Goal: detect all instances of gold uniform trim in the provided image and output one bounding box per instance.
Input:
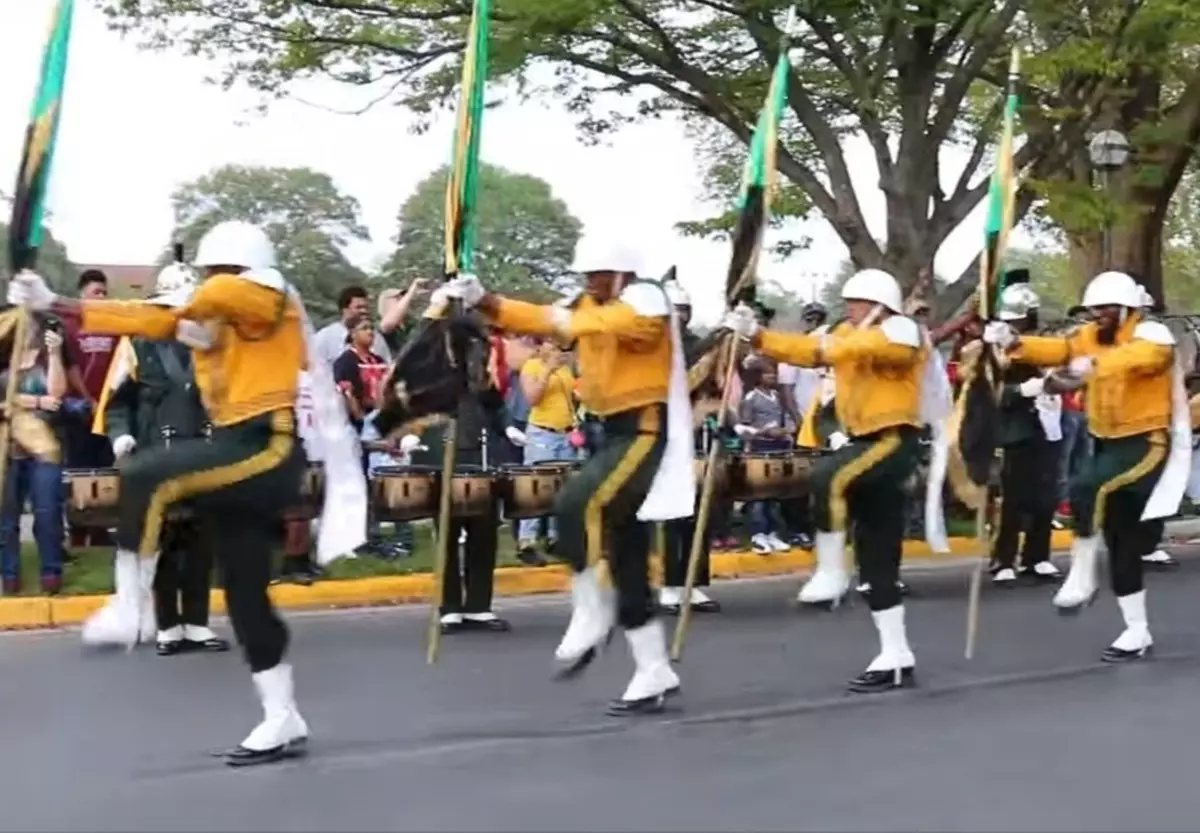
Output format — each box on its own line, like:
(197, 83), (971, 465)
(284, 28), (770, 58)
(137, 410), (295, 555)
(1093, 431), (1167, 532)
(584, 433), (658, 566)
(827, 430), (902, 532)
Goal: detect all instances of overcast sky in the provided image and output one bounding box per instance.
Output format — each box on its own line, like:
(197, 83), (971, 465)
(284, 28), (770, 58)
(0, 0), (1034, 323)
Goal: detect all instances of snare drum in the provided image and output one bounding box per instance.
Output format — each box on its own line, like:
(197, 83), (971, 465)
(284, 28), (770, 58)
(372, 465), (439, 522)
(498, 461), (577, 519)
(450, 465), (497, 518)
(692, 454), (729, 493)
(63, 468), (121, 528)
(732, 450), (818, 500)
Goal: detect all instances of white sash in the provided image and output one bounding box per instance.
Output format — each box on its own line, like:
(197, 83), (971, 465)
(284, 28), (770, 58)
(919, 338), (952, 554)
(1144, 358), (1191, 520)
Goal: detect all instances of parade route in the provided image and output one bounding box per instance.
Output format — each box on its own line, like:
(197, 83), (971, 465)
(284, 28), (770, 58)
(5, 548), (1200, 832)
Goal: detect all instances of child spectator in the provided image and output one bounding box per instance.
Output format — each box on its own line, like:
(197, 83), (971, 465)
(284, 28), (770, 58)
(735, 358), (794, 554)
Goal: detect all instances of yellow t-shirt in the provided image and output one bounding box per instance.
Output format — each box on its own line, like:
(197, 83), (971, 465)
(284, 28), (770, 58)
(522, 357), (576, 432)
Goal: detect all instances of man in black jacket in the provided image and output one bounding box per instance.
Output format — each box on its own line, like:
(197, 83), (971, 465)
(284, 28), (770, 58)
(990, 279), (1063, 585)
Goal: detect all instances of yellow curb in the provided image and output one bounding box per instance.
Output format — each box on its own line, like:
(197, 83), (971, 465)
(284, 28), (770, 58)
(1, 530), (1076, 632)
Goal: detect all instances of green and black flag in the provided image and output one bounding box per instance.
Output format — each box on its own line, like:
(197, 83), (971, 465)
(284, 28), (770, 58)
(947, 47), (1021, 509)
(9, 0), (74, 276)
(378, 0), (492, 437)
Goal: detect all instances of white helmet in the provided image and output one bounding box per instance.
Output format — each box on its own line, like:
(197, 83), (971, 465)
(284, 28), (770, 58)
(194, 221), (277, 270)
(841, 268), (903, 313)
(664, 280), (690, 306)
(1137, 284), (1155, 309)
(149, 262), (198, 307)
(571, 239), (641, 275)
(996, 283), (1041, 321)
(1081, 270), (1141, 309)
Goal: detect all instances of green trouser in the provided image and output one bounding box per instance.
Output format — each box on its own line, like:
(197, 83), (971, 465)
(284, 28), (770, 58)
(1071, 431), (1167, 597)
(116, 409), (305, 672)
(810, 426), (920, 612)
(554, 404), (666, 630)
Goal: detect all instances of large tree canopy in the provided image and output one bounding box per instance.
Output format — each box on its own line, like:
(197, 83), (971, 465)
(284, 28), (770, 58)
(0, 221), (74, 292)
(101, 0), (1200, 317)
(384, 163), (582, 299)
(167, 164), (371, 324)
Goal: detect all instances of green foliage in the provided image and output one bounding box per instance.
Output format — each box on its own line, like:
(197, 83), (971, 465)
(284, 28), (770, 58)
(0, 221), (75, 292)
(99, 0), (1200, 312)
(383, 163), (582, 300)
(166, 164), (371, 325)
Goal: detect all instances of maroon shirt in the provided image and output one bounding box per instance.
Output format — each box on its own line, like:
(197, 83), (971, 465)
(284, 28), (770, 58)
(64, 318), (116, 401)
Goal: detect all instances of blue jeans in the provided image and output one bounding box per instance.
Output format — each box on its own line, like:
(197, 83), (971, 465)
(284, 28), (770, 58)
(518, 425), (578, 543)
(0, 457), (64, 581)
(746, 500), (780, 537)
(1058, 411), (1093, 503)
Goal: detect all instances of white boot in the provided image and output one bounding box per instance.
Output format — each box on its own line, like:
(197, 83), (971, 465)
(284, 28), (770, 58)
(608, 619), (680, 714)
(1103, 590), (1153, 662)
(1142, 549), (1177, 566)
(81, 550), (141, 649)
(554, 566), (615, 671)
(849, 605), (916, 692)
(659, 586), (682, 608)
(1053, 535), (1099, 611)
(156, 625), (183, 647)
(138, 556), (158, 644)
(226, 664), (309, 766)
(797, 531), (849, 604)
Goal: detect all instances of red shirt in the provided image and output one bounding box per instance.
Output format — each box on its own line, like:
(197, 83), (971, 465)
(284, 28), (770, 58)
(65, 319), (116, 401)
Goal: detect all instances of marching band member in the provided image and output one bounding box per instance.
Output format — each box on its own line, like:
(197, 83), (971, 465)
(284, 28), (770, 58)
(659, 279), (719, 614)
(437, 242), (695, 715)
(9, 219), (366, 765)
(984, 270), (1191, 662)
(1134, 285), (1178, 569)
(989, 281), (1062, 585)
(723, 269), (932, 693)
(88, 259), (230, 655)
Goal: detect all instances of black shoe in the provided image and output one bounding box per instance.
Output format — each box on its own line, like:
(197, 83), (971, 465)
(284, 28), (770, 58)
(659, 602), (681, 615)
(606, 686), (680, 716)
(691, 599), (722, 613)
(186, 636), (231, 653)
(790, 533), (813, 550)
(847, 667), (915, 694)
(224, 737), (308, 767)
(516, 546), (547, 567)
(439, 618), (466, 635)
(1101, 643), (1153, 663)
(157, 640), (186, 657)
(461, 615), (511, 632)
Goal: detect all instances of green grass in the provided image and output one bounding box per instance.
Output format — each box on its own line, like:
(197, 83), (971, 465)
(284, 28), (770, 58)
(12, 509), (1001, 596)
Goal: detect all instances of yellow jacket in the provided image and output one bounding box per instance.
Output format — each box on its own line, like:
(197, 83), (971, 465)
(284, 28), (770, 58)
(1012, 314), (1172, 439)
(81, 272), (306, 427)
(758, 316), (924, 437)
(483, 282), (671, 418)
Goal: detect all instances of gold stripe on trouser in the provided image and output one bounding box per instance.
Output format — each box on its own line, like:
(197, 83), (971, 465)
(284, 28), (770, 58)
(828, 430), (902, 532)
(138, 410), (295, 555)
(1093, 433), (1166, 532)
(584, 434), (658, 567)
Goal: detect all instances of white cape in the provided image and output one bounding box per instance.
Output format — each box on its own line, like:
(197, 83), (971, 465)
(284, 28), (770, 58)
(1144, 357), (1192, 520)
(620, 282), (696, 521)
(918, 335), (953, 554)
(244, 269), (368, 563)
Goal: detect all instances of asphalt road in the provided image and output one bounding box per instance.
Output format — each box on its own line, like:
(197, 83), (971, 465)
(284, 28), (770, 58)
(5, 549), (1200, 832)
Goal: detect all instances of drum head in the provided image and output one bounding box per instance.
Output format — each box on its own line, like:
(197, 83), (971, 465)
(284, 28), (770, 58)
(375, 465), (439, 475)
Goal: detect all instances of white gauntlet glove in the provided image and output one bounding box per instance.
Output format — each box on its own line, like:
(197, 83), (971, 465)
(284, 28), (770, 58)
(176, 320), (213, 350)
(443, 274), (485, 308)
(1018, 377), (1045, 398)
(399, 434), (424, 454)
(1068, 356), (1095, 377)
(982, 321), (1017, 348)
(112, 435), (137, 458)
(828, 431), (850, 451)
(719, 303), (760, 340)
(7, 270), (57, 311)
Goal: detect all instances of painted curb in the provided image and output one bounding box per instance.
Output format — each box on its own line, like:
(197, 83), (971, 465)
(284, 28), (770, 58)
(0, 530), (1077, 632)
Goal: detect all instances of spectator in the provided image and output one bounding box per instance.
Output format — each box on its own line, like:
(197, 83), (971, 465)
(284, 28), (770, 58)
(0, 316), (68, 594)
(376, 278), (431, 354)
(735, 359), (794, 553)
(515, 339), (578, 564)
(63, 269), (117, 548)
(315, 286), (395, 365)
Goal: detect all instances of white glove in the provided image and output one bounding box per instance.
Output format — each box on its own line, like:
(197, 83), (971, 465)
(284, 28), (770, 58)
(7, 270), (57, 311)
(982, 321), (1017, 348)
(1018, 377), (1045, 398)
(399, 434), (423, 454)
(112, 434), (137, 458)
(505, 425), (527, 446)
(548, 306), (571, 330)
(719, 303), (760, 340)
(43, 330), (63, 352)
(175, 319), (213, 350)
(1068, 356), (1095, 377)
(828, 431), (850, 450)
(443, 273), (486, 307)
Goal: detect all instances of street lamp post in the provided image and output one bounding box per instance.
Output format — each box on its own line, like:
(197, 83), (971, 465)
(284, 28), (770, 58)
(1088, 129), (1131, 270)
